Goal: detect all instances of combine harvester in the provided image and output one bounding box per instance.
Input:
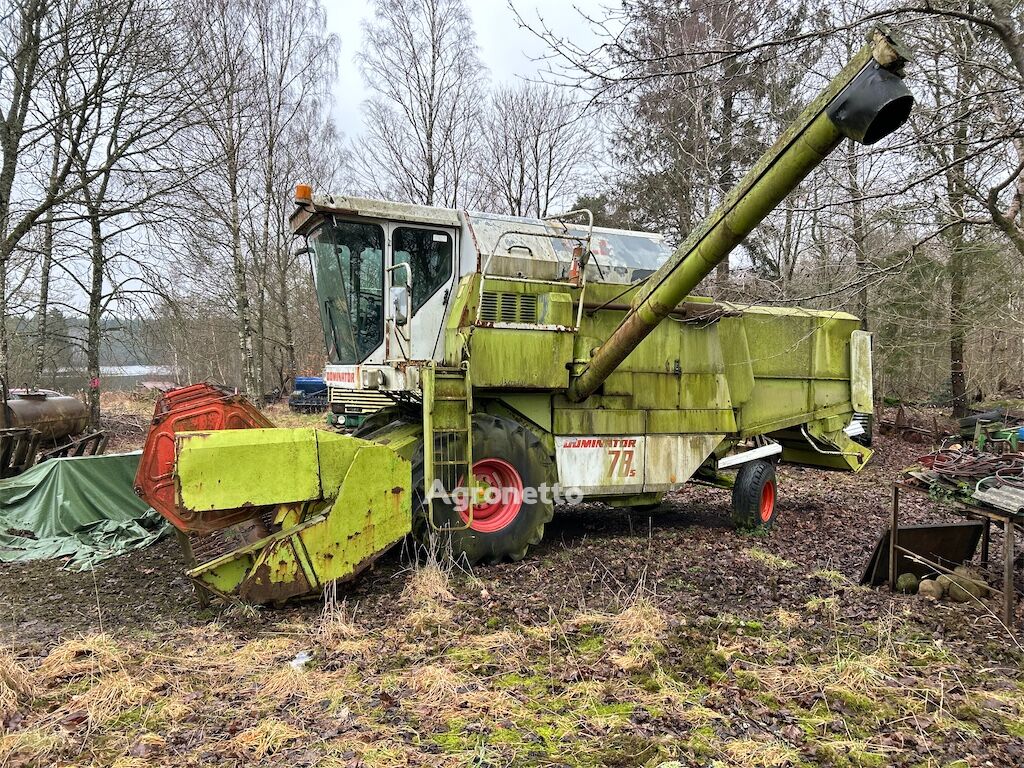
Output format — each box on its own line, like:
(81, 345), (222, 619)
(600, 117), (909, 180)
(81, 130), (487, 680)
(136, 29), (914, 603)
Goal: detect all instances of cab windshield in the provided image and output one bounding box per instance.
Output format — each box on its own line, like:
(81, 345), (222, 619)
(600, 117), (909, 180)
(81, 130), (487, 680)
(311, 220), (384, 364)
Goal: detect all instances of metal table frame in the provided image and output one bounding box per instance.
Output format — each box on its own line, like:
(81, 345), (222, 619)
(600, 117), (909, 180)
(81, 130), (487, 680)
(890, 480), (1020, 627)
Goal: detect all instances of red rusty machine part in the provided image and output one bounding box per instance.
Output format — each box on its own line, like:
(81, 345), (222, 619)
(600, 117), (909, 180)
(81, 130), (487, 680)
(134, 383), (273, 533)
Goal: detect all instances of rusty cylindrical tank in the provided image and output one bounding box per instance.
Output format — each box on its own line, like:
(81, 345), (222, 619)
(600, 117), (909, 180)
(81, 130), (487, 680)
(1, 390), (89, 441)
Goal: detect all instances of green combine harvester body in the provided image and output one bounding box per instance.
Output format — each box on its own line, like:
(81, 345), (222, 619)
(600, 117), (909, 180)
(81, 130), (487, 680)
(135, 29), (913, 603)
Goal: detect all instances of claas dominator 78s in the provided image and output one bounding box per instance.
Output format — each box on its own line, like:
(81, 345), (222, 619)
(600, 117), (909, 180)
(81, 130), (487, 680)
(135, 30), (914, 603)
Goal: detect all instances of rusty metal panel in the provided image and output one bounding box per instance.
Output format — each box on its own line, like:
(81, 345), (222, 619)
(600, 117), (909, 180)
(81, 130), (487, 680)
(553, 408), (646, 435)
(555, 435), (645, 495)
(175, 428), (323, 513)
(470, 328), (573, 389)
(643, 434), (724, 492)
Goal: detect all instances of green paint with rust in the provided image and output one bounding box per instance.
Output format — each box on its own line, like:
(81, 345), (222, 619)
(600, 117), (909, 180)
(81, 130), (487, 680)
(179, 33), (905, 604)
(176, 428), (411, 602)
(459, 279), (869, 470)
(568, 33), (906, 401)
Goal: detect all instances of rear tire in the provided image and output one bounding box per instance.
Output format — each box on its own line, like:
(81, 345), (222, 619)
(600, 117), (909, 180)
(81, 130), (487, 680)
(413, 414), (555, 565)
(731, 459), (777, 529)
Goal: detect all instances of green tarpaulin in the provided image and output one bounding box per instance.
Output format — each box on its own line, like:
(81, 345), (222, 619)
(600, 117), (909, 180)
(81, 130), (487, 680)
(0, 452), (169, 570)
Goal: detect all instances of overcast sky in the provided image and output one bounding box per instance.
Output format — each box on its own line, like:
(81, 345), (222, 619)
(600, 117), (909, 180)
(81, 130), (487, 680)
(323, 0), (606, 139)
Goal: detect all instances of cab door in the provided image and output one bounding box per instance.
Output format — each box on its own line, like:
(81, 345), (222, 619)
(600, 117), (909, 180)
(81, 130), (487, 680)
(386, 223), (458, 361)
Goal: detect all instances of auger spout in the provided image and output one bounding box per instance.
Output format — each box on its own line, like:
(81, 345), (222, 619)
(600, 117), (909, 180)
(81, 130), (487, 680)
(567, 28), (913, 402)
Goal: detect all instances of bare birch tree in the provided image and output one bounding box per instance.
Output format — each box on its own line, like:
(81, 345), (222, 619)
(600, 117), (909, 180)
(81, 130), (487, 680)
(354, 0), (485, 207)
(477, 83), (593, 218)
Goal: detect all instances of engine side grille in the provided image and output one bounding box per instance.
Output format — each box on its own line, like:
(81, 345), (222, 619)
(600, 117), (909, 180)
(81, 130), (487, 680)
(479, 291), (539, 324)
(518, 294), (538, 323)
(328, 388), (393, 414)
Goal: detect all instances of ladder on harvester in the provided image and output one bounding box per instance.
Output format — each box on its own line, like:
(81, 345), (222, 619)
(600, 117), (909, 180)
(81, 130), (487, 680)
(422, 363), (474, 531)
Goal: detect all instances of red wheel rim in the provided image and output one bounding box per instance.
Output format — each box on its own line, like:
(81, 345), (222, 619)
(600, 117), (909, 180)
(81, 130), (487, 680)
(760, 480), (776, 523)
(458, 458), (524, 533)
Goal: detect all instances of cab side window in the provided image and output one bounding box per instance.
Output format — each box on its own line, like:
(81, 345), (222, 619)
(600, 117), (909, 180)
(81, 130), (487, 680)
(392, 227), (453, 313)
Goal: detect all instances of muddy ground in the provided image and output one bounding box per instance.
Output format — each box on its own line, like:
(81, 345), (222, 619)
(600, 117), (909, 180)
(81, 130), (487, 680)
(1, 428), (1022, 767)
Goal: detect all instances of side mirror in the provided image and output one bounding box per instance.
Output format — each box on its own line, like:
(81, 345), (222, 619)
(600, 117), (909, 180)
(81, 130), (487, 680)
(391, 286), (410, 326)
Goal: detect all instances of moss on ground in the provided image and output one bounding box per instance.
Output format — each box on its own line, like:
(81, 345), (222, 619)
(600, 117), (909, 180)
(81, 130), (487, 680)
(0, 575), (1021, 768)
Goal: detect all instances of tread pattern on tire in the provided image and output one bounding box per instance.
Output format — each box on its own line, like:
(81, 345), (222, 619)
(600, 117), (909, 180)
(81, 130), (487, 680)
(411, 414), (555, 565)
(731, 459), (777, 529)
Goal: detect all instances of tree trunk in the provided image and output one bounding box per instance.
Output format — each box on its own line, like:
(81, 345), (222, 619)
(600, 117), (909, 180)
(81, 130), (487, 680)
(86, 210), (103, 427)
(34, 215), (54, 384)
(230, 185), (257, 399)
(846, 140), (870, 329)
(715, 58), (739, 287)
(277, 242), (296, 391)
(35, 131), (63, 383)
(946, 118), (970, 419)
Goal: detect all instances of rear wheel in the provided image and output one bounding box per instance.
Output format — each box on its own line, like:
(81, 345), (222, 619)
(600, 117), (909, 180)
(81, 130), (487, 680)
(731, 459), (777, 529)
(413, 414), (555, 565)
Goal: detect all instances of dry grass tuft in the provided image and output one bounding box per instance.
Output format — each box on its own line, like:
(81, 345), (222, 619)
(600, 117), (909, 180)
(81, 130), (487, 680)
(57, 671), (153, 725)
(233, 717), (306, 758)
(0, 649), (34, 716)
(401, 561), (455, 606)
(232, 636), (299, 668)
(0, 727), (66, 765)
(568, 582), (667, 670)
(607, 591), (666, 648)
(458, 685), (520, 718)
(317, 583), (364, 649)
(745, 547), (796, 570)
(404, 602), (454, 633)
(259, 666), (318, 701)
(257, 665), (348, 706)
(37, 634), (126, 681)
(755, 648), (898, 703)
(463, 630), (530, 671)
(724, 737), (800, 767)
(775, 609), (801, 630)
(399, 550), (458, 632)
(110, 759), (153, 768)
(403, 663), (465, 702)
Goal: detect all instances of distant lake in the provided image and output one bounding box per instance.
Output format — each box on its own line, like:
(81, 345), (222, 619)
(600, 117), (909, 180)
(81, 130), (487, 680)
(99, 365), (173, 377)
(53, 364), (178, 392)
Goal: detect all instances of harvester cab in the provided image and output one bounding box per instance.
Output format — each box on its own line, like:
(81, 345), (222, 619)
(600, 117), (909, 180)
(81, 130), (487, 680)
(136, 28), (914, 604)
(289, 191), (675, 422)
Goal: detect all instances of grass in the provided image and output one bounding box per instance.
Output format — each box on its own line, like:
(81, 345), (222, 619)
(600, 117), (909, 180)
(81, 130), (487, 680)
(0, 650), (33, 717)
(746, 547), (797, 570)
(399, 547), (457, 633)
(233, 717), (307, 758)
(316, 581), (365, 651)
(724, 737), (801, 767)
(0, 578), (1021, 767)
(36, 633), (126, 681)
(52, 670), (154, 725)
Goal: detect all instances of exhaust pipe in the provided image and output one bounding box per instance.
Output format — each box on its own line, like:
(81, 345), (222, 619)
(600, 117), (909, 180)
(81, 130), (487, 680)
(567, 27), (914, 402)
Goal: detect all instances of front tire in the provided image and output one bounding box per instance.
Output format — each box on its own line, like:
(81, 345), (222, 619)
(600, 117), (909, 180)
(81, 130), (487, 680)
(731, 459), (777, 529)
(413, 414), (555, 565)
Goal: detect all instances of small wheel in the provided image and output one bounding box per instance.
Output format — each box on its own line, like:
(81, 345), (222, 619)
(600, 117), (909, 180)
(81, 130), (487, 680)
(731, 459), (777, 529)
(413, 414), (555, 565)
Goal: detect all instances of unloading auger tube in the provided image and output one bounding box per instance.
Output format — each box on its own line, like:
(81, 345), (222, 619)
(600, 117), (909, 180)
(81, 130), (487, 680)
(567, 28), (914, 402)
